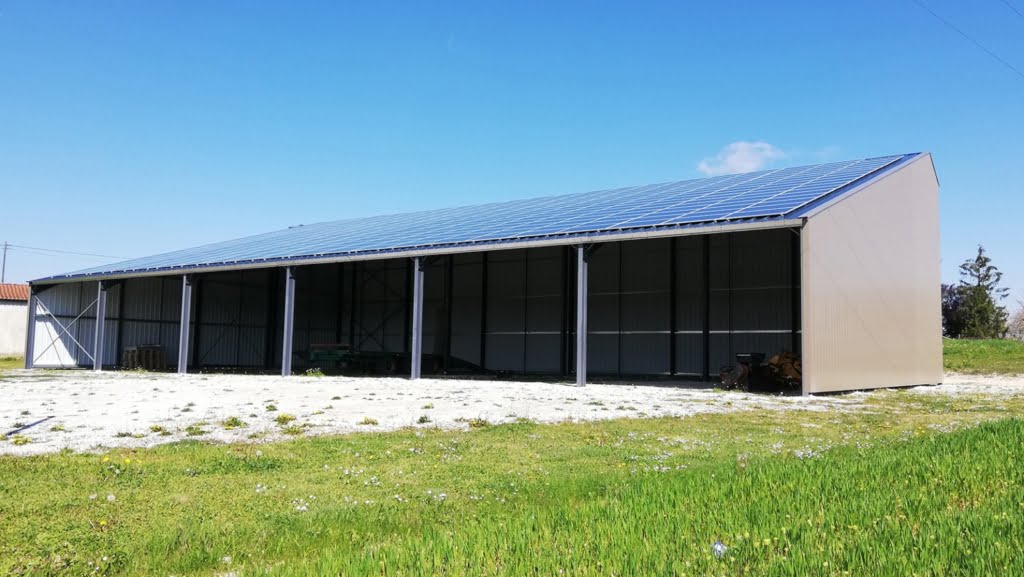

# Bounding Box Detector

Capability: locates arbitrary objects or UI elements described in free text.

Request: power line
[8,246,119,262]
[997,0,1024,21]
[7,243,127,260]
[910,0,1024,81]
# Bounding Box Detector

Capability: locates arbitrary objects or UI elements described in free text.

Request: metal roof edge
[790,152,929,220]
[31,217,804,285]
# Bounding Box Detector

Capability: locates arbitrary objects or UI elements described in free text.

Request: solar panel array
[45,153,914,281]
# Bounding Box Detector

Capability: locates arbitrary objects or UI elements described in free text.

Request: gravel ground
[0,370,1019,456]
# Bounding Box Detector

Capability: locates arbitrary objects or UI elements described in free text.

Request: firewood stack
[764,351,802,386]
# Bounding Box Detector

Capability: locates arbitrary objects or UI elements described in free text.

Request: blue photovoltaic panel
[39,153,919,282]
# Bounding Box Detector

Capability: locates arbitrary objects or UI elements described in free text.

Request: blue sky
[1,1,1021,307]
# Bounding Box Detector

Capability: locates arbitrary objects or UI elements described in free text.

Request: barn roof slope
[36,152,923,283]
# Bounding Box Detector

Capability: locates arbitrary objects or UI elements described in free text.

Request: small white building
[0,283,29,357]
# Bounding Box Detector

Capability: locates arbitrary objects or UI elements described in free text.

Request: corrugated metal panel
[485,249,526,371]
[195,269,274,367]
[674,334,704,375]
[525,247,562,373]
[706,230,798,373]
[802,154,942,393]
[352,260,408,354]
[33,283,95,367]
[450,254,482,365]
[121,278,164,320]
[116,277,181,366]
[472,247,566,374]
[674,236,706,376]
[161,277,183,322]
[619,239,671,374]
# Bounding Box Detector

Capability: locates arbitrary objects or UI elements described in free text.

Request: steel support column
[281,267,296,376]
[410,257,424,380]
[178,275,193,374]
[92,281,107,371]
[24,289,36,369]
[575,245,589,386]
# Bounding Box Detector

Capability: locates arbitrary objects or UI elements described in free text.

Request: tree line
[942,245,1023,340]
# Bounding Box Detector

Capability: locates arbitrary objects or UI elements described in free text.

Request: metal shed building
[25,152,942,394]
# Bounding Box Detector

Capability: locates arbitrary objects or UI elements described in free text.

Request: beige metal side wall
[802,155,942,393]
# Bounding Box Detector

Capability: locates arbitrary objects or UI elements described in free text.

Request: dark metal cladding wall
[525,247,563,373]
[192,270,272,369]
[351,260,409,355]
[449,253,483,367]
[674,236,706,376]
[708,229,799,374]
[587,243,620,374]
[30,229,800,378]
[421,258,446,361]
[292,265,340,371]
[619,239,671,375]
[473,247,565,374]
[485,249,527,372]
[118,276,184,366]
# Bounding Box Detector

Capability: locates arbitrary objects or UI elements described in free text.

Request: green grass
[1,388,1023,576]
[273,414,296,426]
[944,338,1024,374]
[0,356,23,370]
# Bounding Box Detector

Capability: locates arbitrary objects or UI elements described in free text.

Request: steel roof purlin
[33,152,922,284]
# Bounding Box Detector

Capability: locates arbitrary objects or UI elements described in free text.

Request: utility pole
[1,241,7,283]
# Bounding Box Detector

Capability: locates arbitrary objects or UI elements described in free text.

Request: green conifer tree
[958,245,1009,338]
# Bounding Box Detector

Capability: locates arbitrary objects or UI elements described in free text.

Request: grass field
[1,387,1022,576]
[944,338,1024,375]
[0,356,22,370]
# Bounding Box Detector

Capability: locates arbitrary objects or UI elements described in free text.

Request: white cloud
[697,141,786,176]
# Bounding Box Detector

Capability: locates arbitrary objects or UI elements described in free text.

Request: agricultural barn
[26,153,942,394]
